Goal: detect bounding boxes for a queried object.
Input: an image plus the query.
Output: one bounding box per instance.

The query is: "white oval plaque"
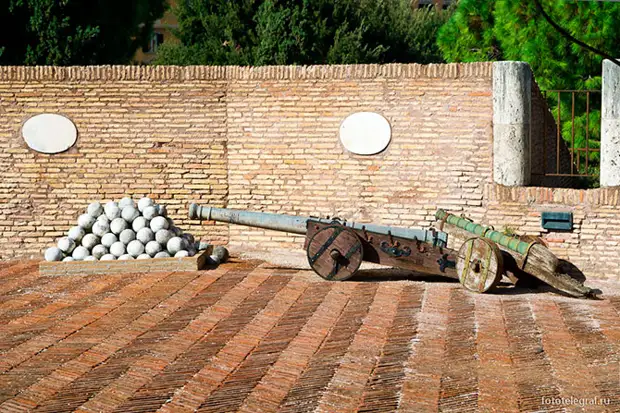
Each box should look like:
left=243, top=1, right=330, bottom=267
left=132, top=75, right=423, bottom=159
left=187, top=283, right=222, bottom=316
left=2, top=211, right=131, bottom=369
left=22, top=114, right=77, bottom=154
left=339, top=112, right=391, bottom=155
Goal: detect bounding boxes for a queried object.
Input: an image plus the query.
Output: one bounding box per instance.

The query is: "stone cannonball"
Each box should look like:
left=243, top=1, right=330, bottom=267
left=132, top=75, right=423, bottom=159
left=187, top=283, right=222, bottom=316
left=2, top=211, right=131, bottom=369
left=121, top=206, right=140, bottom=223
left=157, top=204, right=167, bottom=217
left=127, top=240, right=145, bottom=257
left=104, top=202, right=121, bottom=220
left=62, top=256, right=75, bottom=262
left=155, top=229, right=173, bottom=246
left=166, top=237, right=184, bottom=255
left=137, top=253, right=151, bottom=260
left=97, top=214, right=110, bottom=225
left=87, top=201, right=103, bottom=218
left=91, top=244, right=108, bottom=259
left=154, top=251, right=171, bottom=258
left=181, top=233, right=195, bottom=246
left=110, top=241, right=126, bottom=258
left=100, top=254, right=116, bottom=261
left=72, top=246, right=90, bottom=261
left=136, top=227, right=154, bottom=244
left=119, top=197, right=135, bottom=209
left=118, top=254, right=134, bottom=260
left=170, top=226, right=182, bottom=237
left=174, top=250, right=189, bottom=258
left=138, top=197, right=154, bottom=212
left=101, top=233, right=118, bottom=248
left=57, top=237, right=76, bottom=254
left=150, top=216, right=169, bottom=233
left=77, top=213, right=95, bottom=231
left=68, top=226, right=85, bottom=243
left=145, top=241, right=162, bottom=257
left=110, top=218, right=128, bottom=235
left=119, top=229, right=136, bottom=245
left=81, top=234, right=100, bottom=250
left=132, top=216, right=149, bottom=232
left=213, top=246, right=230, bottom=263
left=142, top=205, right=158, bottom=221
left=92, top=220, right=110, bottom=237
left=45, top=247, right=64, bottom=262
left=196, top=241, right=211, bottom=251
left=187, top=247, right=197, bottom=257
left=83, top=256, right=97, bottom=261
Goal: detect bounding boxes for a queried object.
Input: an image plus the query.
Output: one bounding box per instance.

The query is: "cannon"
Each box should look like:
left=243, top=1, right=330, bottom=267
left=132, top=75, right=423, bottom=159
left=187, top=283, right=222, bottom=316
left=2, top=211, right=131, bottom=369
left=189, top=204, right=594, bottom=298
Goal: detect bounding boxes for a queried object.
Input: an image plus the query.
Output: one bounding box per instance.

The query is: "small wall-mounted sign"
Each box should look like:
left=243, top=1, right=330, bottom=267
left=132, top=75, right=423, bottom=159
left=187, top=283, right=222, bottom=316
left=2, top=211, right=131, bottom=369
left=22, top=114, right=77, bottom=154
left=541, top=211, right=573, bottom=231
left=339, top=112, right=391, bottom=155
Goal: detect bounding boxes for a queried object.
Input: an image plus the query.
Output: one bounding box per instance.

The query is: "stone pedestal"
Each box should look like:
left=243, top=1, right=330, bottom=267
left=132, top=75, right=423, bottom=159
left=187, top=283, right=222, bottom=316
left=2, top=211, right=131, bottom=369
left=601, top=59, right=620, bottom=187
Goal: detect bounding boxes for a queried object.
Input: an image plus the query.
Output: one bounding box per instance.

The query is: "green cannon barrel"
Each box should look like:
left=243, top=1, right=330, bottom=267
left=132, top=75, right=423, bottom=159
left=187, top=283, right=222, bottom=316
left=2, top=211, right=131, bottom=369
left=435, top=209, right=532, bottom=255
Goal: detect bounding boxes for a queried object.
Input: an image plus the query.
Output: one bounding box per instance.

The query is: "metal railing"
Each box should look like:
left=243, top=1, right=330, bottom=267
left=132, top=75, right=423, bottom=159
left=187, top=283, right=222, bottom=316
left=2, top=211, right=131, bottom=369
left=542, top=90, right=600, bottom=178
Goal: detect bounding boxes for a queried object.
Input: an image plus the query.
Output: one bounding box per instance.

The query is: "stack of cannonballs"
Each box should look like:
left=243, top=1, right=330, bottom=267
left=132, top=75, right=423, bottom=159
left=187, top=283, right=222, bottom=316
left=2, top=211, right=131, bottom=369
left=44, top=197, right=227, bottom=264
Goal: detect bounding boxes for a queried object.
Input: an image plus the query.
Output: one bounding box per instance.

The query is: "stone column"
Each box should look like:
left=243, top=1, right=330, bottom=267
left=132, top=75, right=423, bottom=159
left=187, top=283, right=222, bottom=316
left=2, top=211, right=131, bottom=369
left=601, top=59, right=620, bottom=187
left=492, top=61, right=532, bottom=186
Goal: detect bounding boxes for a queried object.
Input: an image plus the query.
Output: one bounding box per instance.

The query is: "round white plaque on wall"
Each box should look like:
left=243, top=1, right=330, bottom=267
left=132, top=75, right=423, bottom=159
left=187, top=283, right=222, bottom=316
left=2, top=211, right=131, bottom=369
left=22, top=114, right=77, bottom=154
left=339, top=112, right=391, bottom=155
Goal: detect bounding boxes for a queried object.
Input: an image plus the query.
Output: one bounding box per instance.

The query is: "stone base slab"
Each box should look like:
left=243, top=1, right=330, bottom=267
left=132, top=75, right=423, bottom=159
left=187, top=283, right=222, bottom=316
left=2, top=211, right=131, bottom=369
left=39, top=246, right=213, bottom=276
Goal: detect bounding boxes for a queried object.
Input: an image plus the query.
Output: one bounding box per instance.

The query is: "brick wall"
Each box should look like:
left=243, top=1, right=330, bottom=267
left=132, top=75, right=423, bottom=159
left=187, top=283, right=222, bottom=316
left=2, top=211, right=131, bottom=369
left=1, top=63, right=620, bottom=281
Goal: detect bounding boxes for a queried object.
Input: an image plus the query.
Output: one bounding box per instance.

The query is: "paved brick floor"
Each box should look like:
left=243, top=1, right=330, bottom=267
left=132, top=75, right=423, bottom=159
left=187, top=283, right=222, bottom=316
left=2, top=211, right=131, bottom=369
left=0, top=259, right=618, bottom=412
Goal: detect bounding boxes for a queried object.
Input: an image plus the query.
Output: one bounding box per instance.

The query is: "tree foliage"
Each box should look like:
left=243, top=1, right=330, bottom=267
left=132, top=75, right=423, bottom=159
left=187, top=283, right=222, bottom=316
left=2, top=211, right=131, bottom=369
left=0, top=0, right=167, bottom=65
left=154, top=0, right=454, bottom=66
left=438, top=0, right=620, bottom=180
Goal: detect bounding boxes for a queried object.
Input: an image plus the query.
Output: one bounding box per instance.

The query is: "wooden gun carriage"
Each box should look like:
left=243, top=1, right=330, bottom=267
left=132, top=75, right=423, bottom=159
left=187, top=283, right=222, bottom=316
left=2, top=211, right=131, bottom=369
left=189, top=204, right=594, bottom=298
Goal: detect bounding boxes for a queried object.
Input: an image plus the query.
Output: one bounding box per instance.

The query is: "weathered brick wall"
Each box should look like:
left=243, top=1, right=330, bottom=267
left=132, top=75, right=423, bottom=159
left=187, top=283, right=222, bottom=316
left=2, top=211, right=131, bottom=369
left=0, top=66, right=229, bottom=259
left=1, top=63, right=620, bottom=281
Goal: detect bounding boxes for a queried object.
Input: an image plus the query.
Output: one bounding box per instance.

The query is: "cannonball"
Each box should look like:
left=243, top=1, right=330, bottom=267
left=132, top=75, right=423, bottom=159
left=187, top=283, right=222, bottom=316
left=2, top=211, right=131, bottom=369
left=175, top=250, right=189, bottom=258
left=136, top=227, right=154, bottom=244
left=166, top=237, right=184, bottom=255
left=118, top=254, right=134, bottom=260
left=196, top=241, right=211, bottom=251
left=83, top=256, right=97, bottom=261
left=127, top=240, right=145, bottom=257
left=110, top=218, right=128, bottom=235
left=119, top=229, right=136, bottom=245
left=150, top=216, right=169, bottom=232
left=101, top=233, right=118, bottom=248
left=137, top=253, right=151, bottom=260
left=87, top=202, right=103, bottom=218
left=92, top=244, right=108, bottom=259
left=72, top=246, right=90, bottom=261
left=119, top=197, right=135, bottom=209
left=110, top=242, right=126, bottom=257
left=62, top=256, right=75, bottom=262
left=138, top=197, right=154, bottom=212
left=142, top=205, right=158, bottom=220
left=57, top=237, right=76, bottom=254
left=155, top=229, right=173, bottom=246
left=145, top=241, right=162, bottom=257
left=157, top=204, right=167, bottom=217
left=170, top=226, right=182, bottom=237
left=154, top=251, right=171, bottom=258
left=45, top=247, right=64, bottom=262
left=77, top=213, right=95, bottom=230
left=97, top=214, right=110, bottom=224
left=81, top=234, right=100, bottom=250
left=68, top=226, right=85, bottom=242
left=100, top=254, right=116, bottom=261
left=132, top=216, right=149, bottom=232
left=181, top=233, right=195, bottom=246
left=104, top=202, right=121, bottom=220
left=188, top=247, right=197, bottom=257
left=121, top=206, right=139, bottom=223
left=92, top=220, right=110, bottom=237
left=208, top=255, right=221, bottom=266
left=213, top=246, right=230, bottom=263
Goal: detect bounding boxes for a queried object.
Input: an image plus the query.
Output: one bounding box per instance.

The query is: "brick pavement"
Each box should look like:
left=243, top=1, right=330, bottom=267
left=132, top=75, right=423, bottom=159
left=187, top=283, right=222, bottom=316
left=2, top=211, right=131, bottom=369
left=0, top=259, right=618, bottom=413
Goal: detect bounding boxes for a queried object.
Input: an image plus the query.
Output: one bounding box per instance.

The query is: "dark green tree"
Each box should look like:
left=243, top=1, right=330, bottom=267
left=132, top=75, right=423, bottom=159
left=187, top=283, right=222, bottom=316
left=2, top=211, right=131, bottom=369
left=0, top=0, right=167, bottom=65
left=438, top=0, right=620, bottom=179
left=154, top=0, right=453, bottom=66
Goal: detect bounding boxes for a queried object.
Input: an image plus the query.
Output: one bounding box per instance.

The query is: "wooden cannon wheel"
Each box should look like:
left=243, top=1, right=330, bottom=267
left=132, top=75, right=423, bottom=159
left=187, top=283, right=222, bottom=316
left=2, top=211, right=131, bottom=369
left=306, top=225, right=363, bottom=281
left=457, top=237, right=504, bottom=293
